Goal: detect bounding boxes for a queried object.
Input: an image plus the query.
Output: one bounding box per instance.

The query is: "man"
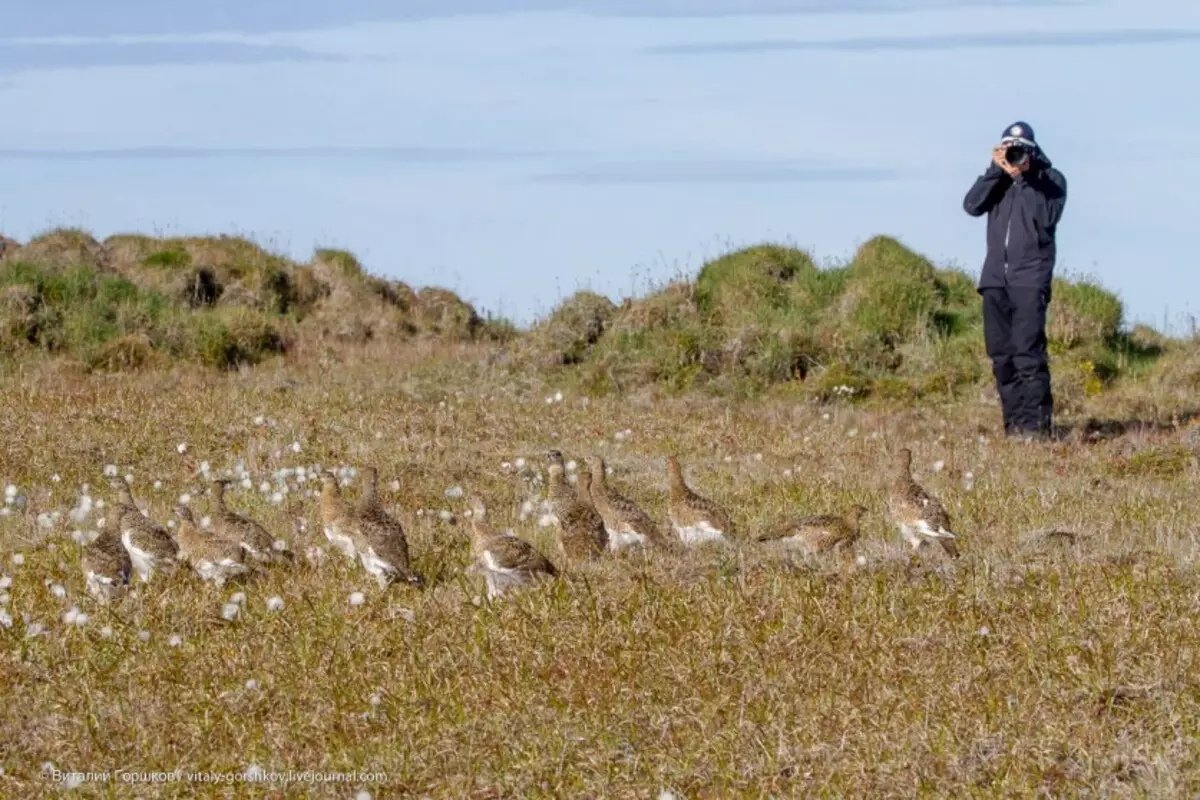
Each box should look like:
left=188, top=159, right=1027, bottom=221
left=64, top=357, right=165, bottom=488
left=963, top=121, right=1067, bottom=441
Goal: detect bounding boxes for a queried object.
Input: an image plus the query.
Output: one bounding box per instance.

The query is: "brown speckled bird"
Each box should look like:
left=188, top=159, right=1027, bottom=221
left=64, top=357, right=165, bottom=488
left=173, top=505, right=252, bottom=587
left=665, top=454, right=734, bottom=546
left=319, top=470, right=357, bottom=562
left=585, top=455, right=669, bottom=551
left=350, top=466, right=424, bottom=589
left=468, top=497, right=558, bottom=598
left=110, top=478, right=180, bottom=582
left=758, top=504, right=866, bottom=556
left=545, top=450, right=607, bottom=562
left=210, top=478, right=293, bottom=565
left=887, top=448, right=959, bottom=558
left=81, top=525, right=132, bottom=605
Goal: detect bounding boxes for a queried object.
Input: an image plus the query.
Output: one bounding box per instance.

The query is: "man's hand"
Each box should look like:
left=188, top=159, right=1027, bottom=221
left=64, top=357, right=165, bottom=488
left=992, top=144, right=1009, bottom=171
left=993, top=144, right=1029, bottom=179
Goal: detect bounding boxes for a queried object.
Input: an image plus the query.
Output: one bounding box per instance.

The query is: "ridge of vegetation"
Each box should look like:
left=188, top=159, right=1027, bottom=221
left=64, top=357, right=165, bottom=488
left=2, top=228, right=1186, bottom=416
left=0, top=228, right=512, bottom=371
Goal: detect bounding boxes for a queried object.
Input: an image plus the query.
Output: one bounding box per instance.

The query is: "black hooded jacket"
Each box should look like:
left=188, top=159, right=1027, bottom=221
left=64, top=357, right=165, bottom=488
left=963, top=152, right=1067, bottom=290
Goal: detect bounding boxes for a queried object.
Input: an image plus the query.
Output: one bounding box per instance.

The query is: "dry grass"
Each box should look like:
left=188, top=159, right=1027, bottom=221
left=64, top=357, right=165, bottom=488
left=3, top=346, right=1200, bottom=798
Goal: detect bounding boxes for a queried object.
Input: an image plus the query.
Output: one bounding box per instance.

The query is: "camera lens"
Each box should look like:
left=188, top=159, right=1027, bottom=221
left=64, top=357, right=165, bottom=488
left=1005, top=145, right=1030, bottom=166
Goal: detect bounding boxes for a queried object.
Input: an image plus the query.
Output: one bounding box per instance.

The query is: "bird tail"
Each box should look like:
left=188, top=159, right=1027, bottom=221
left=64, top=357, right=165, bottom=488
left=916, top=520, right=956, bottom=540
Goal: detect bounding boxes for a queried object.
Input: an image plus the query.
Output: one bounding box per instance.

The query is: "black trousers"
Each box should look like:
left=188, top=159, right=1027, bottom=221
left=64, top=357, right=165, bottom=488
left=981, top=285, right=1053, bottom=435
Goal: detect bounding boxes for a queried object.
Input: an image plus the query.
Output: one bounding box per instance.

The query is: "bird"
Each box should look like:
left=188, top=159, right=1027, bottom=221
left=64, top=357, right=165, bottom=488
left=887, top=448, right=960, bottom=558
left=757, top=504, right=867, bottom=556
left=172, top=504, right=252, bottom=588
left=585, top=455, right=670, bottom=552
left=209, top=478, right=293, bottom=565
left=319, top=469, right=358, bottom=562
left=80, top=524, right=132, bottom=605
left=467, top=497, right=558, bottom=599
left=665, top=454, right=734, bottom=546
left=109, top=478, right=180, bottom=582
left=544, top=450, right=608, bottom=562
left=350, top=466, right=424, bottom=589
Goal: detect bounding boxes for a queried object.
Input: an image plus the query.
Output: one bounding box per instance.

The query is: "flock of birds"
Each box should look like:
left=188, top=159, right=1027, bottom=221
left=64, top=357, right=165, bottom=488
left=70, top=445, right=959, bottom=605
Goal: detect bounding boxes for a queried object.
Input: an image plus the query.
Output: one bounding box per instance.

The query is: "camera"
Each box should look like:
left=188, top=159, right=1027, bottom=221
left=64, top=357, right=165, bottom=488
left=1004, top=144, right=1033, bottom=168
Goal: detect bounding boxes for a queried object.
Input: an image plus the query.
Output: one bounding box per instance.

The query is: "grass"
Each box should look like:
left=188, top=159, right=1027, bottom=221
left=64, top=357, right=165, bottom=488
left=3, top=339, right=1200, bottom=797
left=3, top=227, right=1200, bottom=795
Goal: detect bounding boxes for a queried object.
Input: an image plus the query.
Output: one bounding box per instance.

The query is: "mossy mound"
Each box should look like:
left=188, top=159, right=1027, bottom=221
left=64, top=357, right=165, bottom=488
left=0, top=228, right=498, bottom=371
left=528, top=291, right=618, bottom=366
left=1048, top=277, right=1124, bottom=350
left=551, top=237, right=1158, bottom=403
left=4, top=228, right=110, bottom=271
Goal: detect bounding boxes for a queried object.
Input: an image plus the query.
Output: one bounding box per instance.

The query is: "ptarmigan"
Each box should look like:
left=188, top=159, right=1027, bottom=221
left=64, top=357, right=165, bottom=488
left=757, top=504, right=866, bottom=556
left=585, top=455, right=669, bottom=552
left=81, top=524, right=132, bottom=605
left=173, top=505, right=251, bottom=587
left=319, top=470, right=358, bottom=562
left=887, top=448, right=960, bottom=558
left=351, top=466, right=424, bottom=589
left=210, top=478, right=293, bottom=565
left=665, top=454, right=734, bottom=546
left=545, top=450, right=607, bottom=563
left=468, top=498, right=558, bottom=599
left=110, top=478, right=180, bottom=582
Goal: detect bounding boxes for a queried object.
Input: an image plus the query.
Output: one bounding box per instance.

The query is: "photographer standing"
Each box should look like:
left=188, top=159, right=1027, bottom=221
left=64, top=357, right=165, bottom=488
left=963, top=121, right=1067, bottom=441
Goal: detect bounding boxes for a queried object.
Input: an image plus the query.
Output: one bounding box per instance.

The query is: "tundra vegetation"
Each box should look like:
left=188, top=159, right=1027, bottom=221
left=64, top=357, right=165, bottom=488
left=2, top=228, right=1199, bottom=797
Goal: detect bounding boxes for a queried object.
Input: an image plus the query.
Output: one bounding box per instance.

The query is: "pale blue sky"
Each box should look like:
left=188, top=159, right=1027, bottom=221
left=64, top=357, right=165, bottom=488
left=1, top=0, right=1197, bottom=329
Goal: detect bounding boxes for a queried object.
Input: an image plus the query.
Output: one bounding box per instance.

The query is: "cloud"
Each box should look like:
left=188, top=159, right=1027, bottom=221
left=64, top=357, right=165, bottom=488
left=529, top=159, right=898, bottom=185
left=0, top=41, right=345, bottom=74
left=0, top=146, right=546, bottom=163
left=2, top=0, right=1083, bottom=38
left=649, top=27, right=1200, bottom=55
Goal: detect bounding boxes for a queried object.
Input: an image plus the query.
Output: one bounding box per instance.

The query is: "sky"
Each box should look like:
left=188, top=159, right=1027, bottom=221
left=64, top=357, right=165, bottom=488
left=1, top=0, right=1198, bottom=330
